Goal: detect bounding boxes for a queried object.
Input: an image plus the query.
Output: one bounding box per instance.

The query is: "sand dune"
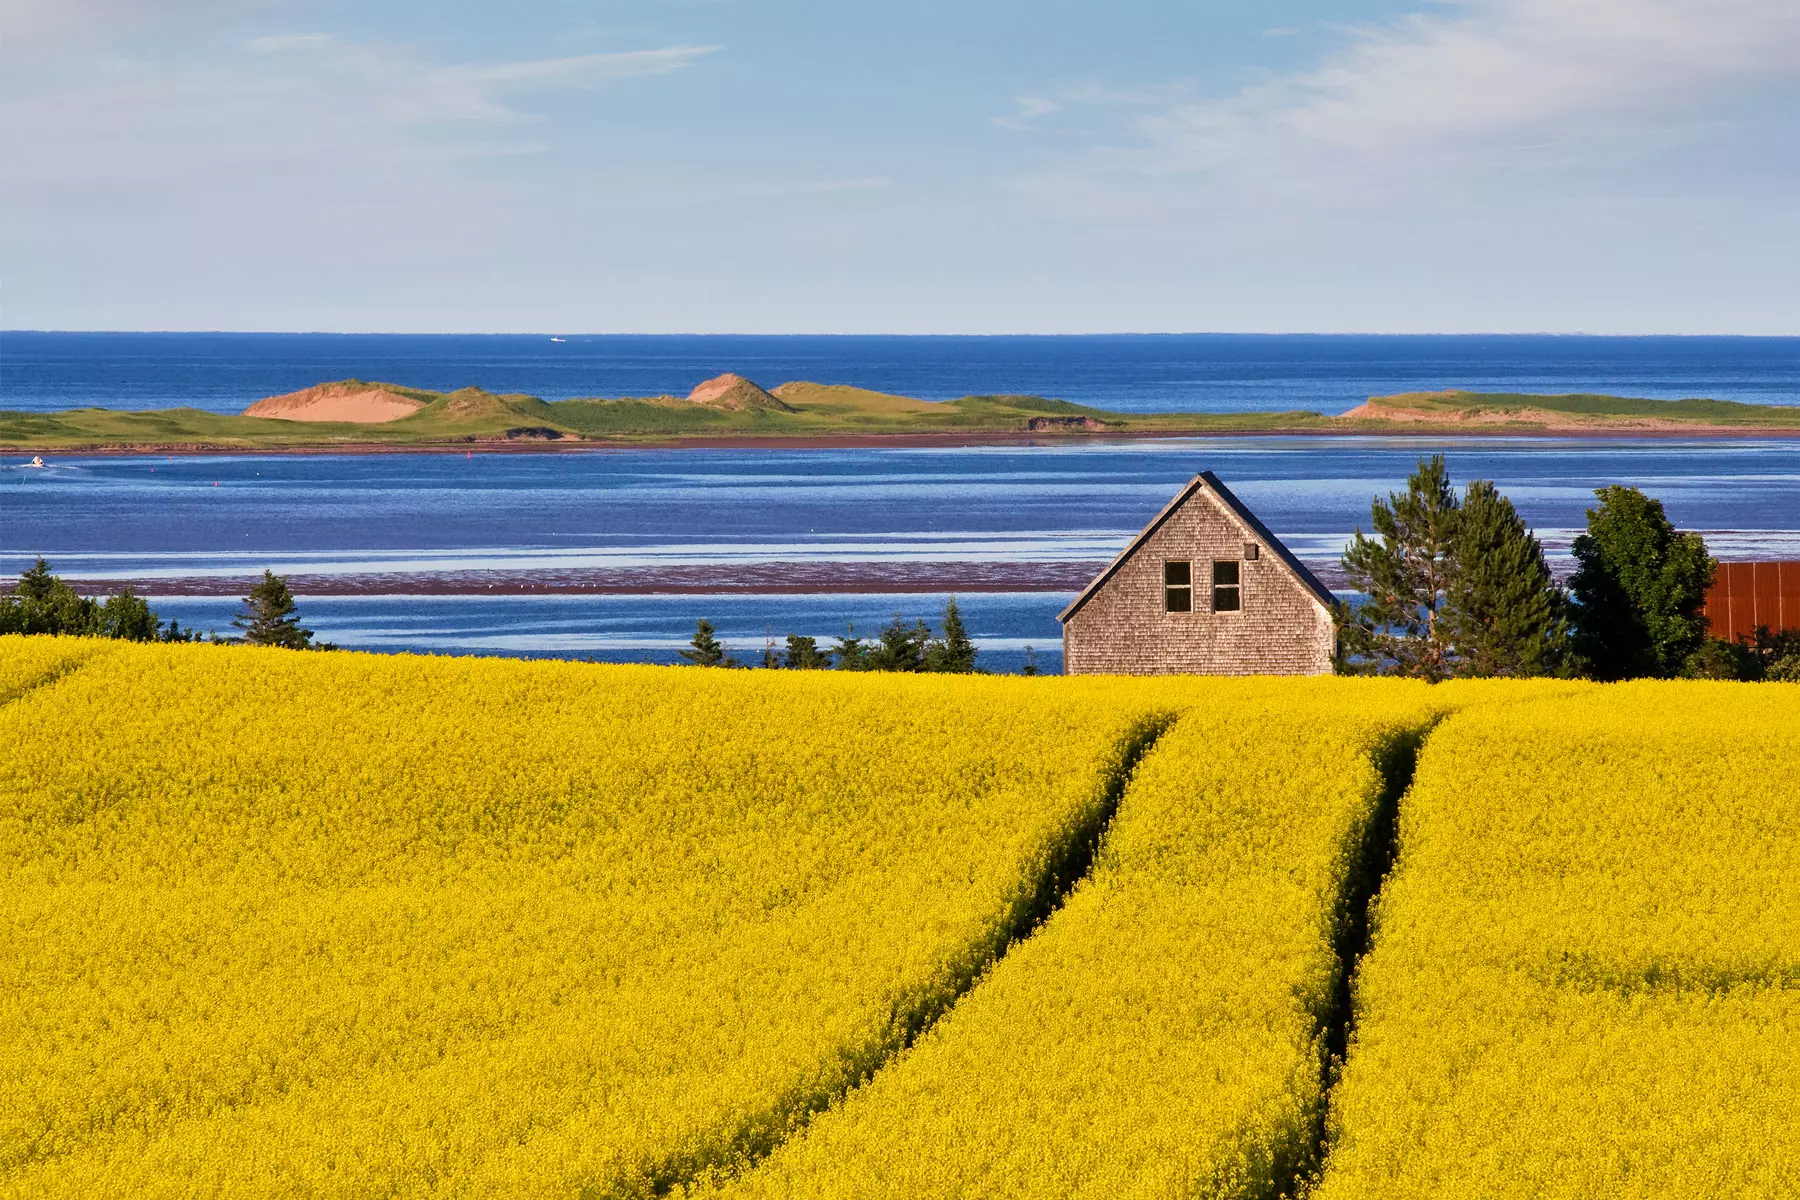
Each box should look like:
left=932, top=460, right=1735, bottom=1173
left=245, top=383, right=428, bottom=424
left=685, top=373, right=796, bottom=412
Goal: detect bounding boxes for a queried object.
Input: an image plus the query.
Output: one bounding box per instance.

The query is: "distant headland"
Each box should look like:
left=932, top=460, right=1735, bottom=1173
left=5, top=374, right=1799, bottom=453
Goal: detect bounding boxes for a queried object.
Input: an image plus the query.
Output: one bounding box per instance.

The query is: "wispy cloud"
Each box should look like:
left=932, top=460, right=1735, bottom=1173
left=738, top=176, right=893, bottom=198
left=246, top=34, right=334, bottom=55
left=1013, top=0, right=1800, bottom=181
left=420, top=45, right=720, bottom=121
left=991, top=96, right=1059, bottom=132
left=1, top=30, right=725, bottom=200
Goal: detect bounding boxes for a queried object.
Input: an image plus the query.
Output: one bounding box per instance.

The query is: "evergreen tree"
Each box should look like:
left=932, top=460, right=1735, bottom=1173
left=782, top=633, right=830, bottom=669
left=15, top=558, right=60, bottom=604
left=234, top=570, right=316, bottom=649
left=1441, top=480, right=1567, bottom=677
left=2, top=558, right=96, bottom=636
left=868, top=614, right=930, bottom=672
left=923, top=597, right=978, bottom=673
left=1339, top=456, right=1462, bottom=680
left=97, top=588, right=161, bottom=642
left=831, top=626, right=869, bottom=670
left=1568, top=486, right=1714, bottom=679
left=679, top=618, right=729, bottom=666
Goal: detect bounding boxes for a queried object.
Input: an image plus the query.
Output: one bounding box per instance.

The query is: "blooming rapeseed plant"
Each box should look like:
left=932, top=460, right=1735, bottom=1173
left=693, top=681, right=1439, bottom=1199
left=1315, top=681, right=1800, bottom=1199
left=1, top=642, right=1164, bottom=1198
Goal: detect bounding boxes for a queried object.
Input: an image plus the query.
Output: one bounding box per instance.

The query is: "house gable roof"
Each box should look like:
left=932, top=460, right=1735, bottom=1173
left=1056, top=470, right=1337, bottom=623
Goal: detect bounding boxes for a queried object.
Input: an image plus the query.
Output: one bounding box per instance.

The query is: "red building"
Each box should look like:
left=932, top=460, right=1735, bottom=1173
left=1703, top=562, right=1800, bottom=641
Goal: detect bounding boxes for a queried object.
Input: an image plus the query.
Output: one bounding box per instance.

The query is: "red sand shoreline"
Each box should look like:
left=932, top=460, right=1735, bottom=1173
left=70, top=562, right=1117, bottom=597
left=14, top=423, right=1800, bottom=457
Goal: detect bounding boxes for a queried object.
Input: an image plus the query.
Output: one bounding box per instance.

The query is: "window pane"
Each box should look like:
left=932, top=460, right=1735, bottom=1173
left=1212, top=560, right=1240, bottom=586
left=1213, top=585, right=1241, bottom=612
left=1165, top=586, right=1192, bottom=613
left=1164, top=560, right=1191, bottom=586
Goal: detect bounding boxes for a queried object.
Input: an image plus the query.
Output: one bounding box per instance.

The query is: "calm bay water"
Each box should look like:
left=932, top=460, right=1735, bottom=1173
left=5, top=333, right=1797, bottom=668
left=4, top=332, right=1799, bottom=414
left=7, top=436, right=1800, bottom=670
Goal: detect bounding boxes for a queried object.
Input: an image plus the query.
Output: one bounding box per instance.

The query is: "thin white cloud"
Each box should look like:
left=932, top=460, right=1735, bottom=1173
left=1148, top=0, right=1800, bottom=168
left=739, top=176, right=893, bottom=198
left=446, top=46, right=718, bottom=85
left=247, top=34, right=335, bottom=55
left=1001, top=0, right=1800, bottom=187
left=418, top=45, right=721, bottom=121
left=991, top=96, right=1059, bottom=131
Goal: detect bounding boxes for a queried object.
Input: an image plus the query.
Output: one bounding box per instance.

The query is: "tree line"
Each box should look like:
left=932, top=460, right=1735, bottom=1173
left=0, top=561, right=326, bottom=649
left=1338, top=455, right=1799, bottom=682
left=680, top=597, right=1025, bottom=673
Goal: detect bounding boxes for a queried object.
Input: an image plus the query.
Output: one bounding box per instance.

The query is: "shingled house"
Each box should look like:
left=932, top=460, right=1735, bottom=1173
left=1059, top=472, right=1337, bottom=676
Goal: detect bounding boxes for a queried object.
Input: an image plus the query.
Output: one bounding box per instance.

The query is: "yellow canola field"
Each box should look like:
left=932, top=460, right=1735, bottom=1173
left=693, top=681, right=1439, bottom=1200
left=0, top=641, right=1168, bottom=1199
left=0, top=635, right=110, bottom=704
left=1315, top=682, right=1800, bottom=1200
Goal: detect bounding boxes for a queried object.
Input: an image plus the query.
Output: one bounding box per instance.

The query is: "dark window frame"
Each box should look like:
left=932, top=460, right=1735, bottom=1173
left=1163, top=560, right=1192, bottom=613
left=1212, top=559, right=1242, bottom=612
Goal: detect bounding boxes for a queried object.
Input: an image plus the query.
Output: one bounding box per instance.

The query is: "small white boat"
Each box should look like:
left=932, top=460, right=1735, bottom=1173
left=27, top=456, right=45, bottom=468
left=549, top=336, right=567, bottom=343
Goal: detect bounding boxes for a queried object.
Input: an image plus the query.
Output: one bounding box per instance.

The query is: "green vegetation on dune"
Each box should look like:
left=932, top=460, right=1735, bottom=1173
left=4, top=380, right=1796, bottom=453
left=0, top=379, right=1325, bottom=450
left=1357, top=389, right=1800, bottom=426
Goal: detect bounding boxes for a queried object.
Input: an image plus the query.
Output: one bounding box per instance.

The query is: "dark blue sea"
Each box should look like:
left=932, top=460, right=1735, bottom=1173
left=4, top=333, right=1799, bottom=669
left=4, top=331, right=1798, bottom=414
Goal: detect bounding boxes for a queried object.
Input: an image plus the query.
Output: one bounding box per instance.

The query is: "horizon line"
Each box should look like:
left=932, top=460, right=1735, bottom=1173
left=6, top=329, right=1798, bottom=340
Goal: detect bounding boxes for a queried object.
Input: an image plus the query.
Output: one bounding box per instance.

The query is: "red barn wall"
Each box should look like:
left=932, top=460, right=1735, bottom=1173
left=1703, top=562, right=1800, bottom=641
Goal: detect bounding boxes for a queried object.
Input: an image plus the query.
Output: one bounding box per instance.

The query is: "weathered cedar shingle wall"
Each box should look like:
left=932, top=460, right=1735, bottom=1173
left=1062, top=488, right=1334, bottom=676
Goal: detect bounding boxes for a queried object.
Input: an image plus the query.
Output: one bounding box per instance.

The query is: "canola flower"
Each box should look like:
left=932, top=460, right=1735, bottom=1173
left=1, top=641, right=1169, bottom=1198
left=8, top=636, right=1795, bottom=1200
left=0, top=635, right=109, bottom=704
left=691, top=680, right=1439, bottom=1199
left=1315, top=681, right=1800, bottom=1200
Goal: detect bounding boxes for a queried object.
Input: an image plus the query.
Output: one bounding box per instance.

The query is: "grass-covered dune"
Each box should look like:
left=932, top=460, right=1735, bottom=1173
left=1341, top=388, right=1800, bottom=429
left=0, top=375, right=1319, bottom=451
left=2, top=377, right=1796, bottom=452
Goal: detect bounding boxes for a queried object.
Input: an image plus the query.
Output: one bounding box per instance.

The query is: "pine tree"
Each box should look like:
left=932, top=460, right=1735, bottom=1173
left=234, top=570, right=315, bottom=649
left=679, top=618, right=728, bottom=666
left=782, top=634, right=830, bottom=669
left=831, top=626, right=868, bottom=670
left=923, top=597, right=978, bottom=673
left=1441, top=480, right=1567, bottom=677
left=869, top=615, right=930, bottom=672
left=4, top=558, right=96, bottom=636
left=16, top=558, right=60, bottom=604
left=1568, top=486, right=1714, bottom=679
left=97, top=588, right=161, bottom=642
left=1339, top=455, right=1462, bottom=680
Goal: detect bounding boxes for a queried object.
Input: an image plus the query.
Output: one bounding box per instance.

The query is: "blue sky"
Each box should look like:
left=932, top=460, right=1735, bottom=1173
left=3, top=0, right=1797, bottom=333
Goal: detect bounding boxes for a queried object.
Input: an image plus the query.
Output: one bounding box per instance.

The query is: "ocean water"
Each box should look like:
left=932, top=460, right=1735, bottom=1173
left=4, top=332, right=1799, bottom=415
left=7, top=435, right=1800, bottom=669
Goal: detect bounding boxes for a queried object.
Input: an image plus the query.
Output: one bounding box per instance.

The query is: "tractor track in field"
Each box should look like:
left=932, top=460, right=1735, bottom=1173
left=1289, top=718, right=1438, bottom=1199
left=645, top=711, right=1177, bottom=1198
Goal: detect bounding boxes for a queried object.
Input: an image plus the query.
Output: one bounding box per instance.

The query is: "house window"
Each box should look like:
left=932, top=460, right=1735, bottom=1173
left=1164, top=561, right=1192, bottom=612
left=1244, top=543, right=1260, bottom=561
left=1212, top=560, right=1242, bottom=611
